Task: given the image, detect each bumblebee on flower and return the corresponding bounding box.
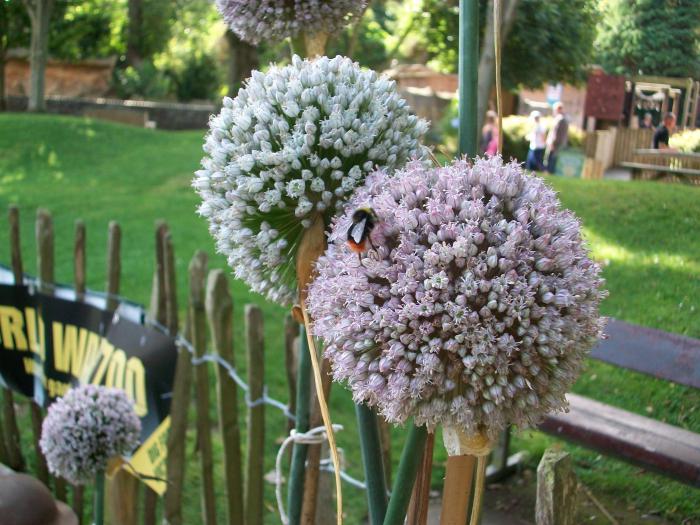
[308,156,607,439]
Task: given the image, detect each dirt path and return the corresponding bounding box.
[425,468,675,525]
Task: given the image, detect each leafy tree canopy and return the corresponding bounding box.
[595,0,700,79]
[418,0,599,89]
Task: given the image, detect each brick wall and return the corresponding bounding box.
[5,52,115,99]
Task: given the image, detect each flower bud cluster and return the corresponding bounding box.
[308,157,606,437]
[40,385,141,485]
[194,55,428,305]
[216,0,367,45]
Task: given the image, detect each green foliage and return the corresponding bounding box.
[595,0,700,78]
[49,0,126,60]
[670,129,700,153]
[1,0,31,52]
[126,0,176,61]
[151,0,225,101]
[327,2,391,70]
[503,0,598,88]
[170,53,221,102]
[417,0,598,88]
[417,0,461,73]
[1,113,698,522]
[113,60,172,100]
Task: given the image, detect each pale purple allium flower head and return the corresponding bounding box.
[308,157,607,437]
[194,55,429,305]
[216,0,368,45]
[40,385,141,485]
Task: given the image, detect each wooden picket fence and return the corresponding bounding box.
[1,205,595,524]
[0,205,310,525]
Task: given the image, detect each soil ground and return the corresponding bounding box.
[425,468,679,525]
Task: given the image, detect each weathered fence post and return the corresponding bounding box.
[536,448,578,525]
[33,209,52,487]
[105,221,121,311]
[72,220,86,524]
[206,270,244,525]
[189,251,218,525]
[164,230,192,525]
[301,357,334,524]
[143,221,168,525]
[0,415,8,466]
[73,221,86,298]
[245,305,265,525]
[4,206,26,472]
[104,221,139,525]
[406,432,434,525]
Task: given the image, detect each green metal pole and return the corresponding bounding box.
[355,404,388,524]
[93,470,105,525]
[287,324,312,525]
[382,423,428,525]
[459,0,480,157]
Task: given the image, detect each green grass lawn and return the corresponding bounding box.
[1,113,699,522]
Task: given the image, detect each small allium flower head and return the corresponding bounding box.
[216,0,368,45]
[195,55,429,305]
[308,157,606,438]
[40,385,141,485]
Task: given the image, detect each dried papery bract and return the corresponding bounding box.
[216,0,367,46]
[308,157,607,438]
[194,55,428,306]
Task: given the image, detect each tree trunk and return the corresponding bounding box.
[476,0,519,132]
[24,0,53,113]
[346,4,370,59]
[225,30,259,97]
[126,0,143,67]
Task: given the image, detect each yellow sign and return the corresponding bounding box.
[129,417,171,495]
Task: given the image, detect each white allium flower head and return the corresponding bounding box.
[40,385,141,485]
[194,55,429,305]
[216,0,368,45]
[308,157,607,438]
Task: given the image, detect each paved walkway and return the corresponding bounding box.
[604,167,632,181]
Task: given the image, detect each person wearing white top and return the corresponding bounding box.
[526,110,546,171]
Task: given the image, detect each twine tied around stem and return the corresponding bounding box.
[275,424,345,524]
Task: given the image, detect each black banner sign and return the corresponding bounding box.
[0,282,177,492]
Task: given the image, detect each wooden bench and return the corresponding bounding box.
[490,319,700,487]
[621,148,700,184]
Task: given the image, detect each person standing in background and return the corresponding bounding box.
[481,110,498,155]
[640,112,654,129]
[546,102,569,173]
[653,112,677,150]
[526,110,546,171]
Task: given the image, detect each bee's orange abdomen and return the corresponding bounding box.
[347,239,367,253]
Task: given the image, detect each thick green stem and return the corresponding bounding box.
[459,0,479,157]
[382,424,428,525]
[93,470,105,525]
[287,324,312,525]
[355,404,388,524]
